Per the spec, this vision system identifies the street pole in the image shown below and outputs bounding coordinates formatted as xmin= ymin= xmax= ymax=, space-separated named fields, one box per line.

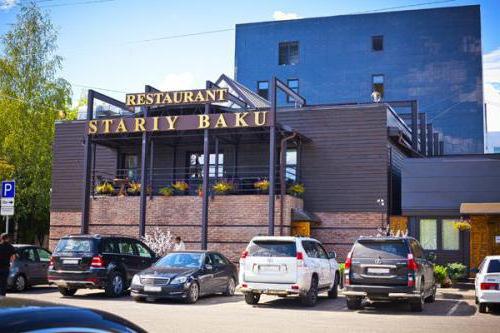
xmin=5 ymin=216 xmax=9 ymax=234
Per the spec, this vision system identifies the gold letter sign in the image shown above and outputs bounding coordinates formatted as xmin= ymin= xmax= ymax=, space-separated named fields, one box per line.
xmin=125 ymin=88 xmax=228 ymax=107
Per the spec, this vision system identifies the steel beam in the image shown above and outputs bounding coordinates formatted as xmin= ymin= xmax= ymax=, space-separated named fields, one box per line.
xmin=81 ymin=90 xmax=94 ymax=234
xmin=201 ymin=81 xmax=211 ymax=250
xmin=427 ymin=124 xmax=434 ymax=156
xmin=411 ymin=101 xmax=419 ymax=151
xmin=419 ymin=113 xmax=427 ymax=156
xmin=139 ymin=86 xmax=151 ymax=237
xmin=268 ymin=77 xmax=277 ymax=236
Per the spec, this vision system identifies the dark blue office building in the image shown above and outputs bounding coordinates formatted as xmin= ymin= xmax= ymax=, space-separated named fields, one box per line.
xmin=235 ymin=5 xmax=484 ymax=154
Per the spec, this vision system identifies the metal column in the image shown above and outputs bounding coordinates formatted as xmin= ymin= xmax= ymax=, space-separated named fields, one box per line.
xmin=411 ymin=101 xmax=419 ymax=152
xmin=427 ymin=124 xmax=434 ymax=156
xmin=201 ymin=81 xmax=211 ymax=250
xmin=139 ymin=86 xmax=151 ymax=237
xmin=80 ymin=90 xmax=94 ymax=234
xmin=268 ymin=77 xmax=277 ymax=236
xmin=419 ymin=113 xmax=427 ymax=156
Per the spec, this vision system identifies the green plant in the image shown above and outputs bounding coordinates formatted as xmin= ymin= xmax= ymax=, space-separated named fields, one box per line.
xmin=338 ymin=263 xmax=345 ymax=276
xmin=453 ymin=221 xmax=471 ymax=231
xmin=287 ymin=183 xmax=305 ymax=197
xmin=127 ymin=182 xmax=141 ymax=195
xmin=253 ymin=179 xmax=269 ymax=192
xmin=172 ymin=181 xmax=189 ymax=193
xmin=433 ymin=265 xmax=448 ymax=286
xmin=159 ymin=187 xmax=174 ymax=197
xmin=95 ymin=182 xmax=114 ymax=195
xmin=213 ymin=181 xmax=233 ymax=194
xmin=446 ymin=262 xmax=467 ymax=282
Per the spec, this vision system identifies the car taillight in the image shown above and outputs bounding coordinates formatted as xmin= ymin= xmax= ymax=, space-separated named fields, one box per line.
xmin=296 ymin=251 xmax=304 ymax=267
xmin=240 ymin=250 xmax=248 ymax=259
xmin=91 ymin=255 xmax=104 ymax=268
xmin=407 ymin=254 xmax=417 ymax=287
xmin=344 ymin=251 xmax=352 ymax=286
xmin=345 ymin=253 xmax=352 ymax=270
xmin=48 ymin=256 xmax=55 ymax=270
xmin=480 ymin=282 xmax=498 ymax=290
xmin=296 ymin=252 xmax=304 ymax=260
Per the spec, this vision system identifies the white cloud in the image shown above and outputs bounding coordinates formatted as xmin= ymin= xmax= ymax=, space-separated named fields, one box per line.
xmin=272 ymin=11 xmax=300 ymax=21
xmin=484 ymin=48 xmax=500 ymax=132
xmin=1 ymin=0 xmax=18 ymax=10
xmin=158 ymin=72 xmax=195 ymax=91
xmin=484 ymin=48 xmax=500 ymax=85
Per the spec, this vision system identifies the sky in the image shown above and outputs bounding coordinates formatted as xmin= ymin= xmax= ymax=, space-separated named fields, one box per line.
xmin=1 ymin=0 xmax=500 ymax=131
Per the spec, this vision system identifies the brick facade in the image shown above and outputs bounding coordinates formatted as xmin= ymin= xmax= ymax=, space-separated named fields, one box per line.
xmin=50 ymin=195 xmax=303 ymax=262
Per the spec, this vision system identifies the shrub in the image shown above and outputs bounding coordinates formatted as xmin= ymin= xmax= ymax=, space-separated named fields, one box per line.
xmin=434 ymin=265 xmax=448 ymax=286
xmin=446 ymin=262 xmax=467 ymax=282
xmin=141 ymin=227 xmax=173 ymax=257
xmin=213 ymin=180 xmax=234 ymax=194
xmin=253 ymin=179 xmax=270 ymax=192
xmin=338 ymin=263 xmax=345 ymax=276
xmin=159 ymin=187 xmax=174 ymax=197
xmin=95 ymin=182 xmax=114 ymax=195
xmin=172 ymin=181 xmax=189 ymax=193
xmin=287 ymin=183 xmax=305 ymax=197
xmin=453 ymin=221 xmax=471 ymax=231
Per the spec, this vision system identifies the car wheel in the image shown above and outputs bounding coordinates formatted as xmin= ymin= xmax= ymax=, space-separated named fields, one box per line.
xmin=105 ymin=271 xmax=125 ymax=298
xmin=410 ymin=284 xmax=425 ymax=312
xmin=328 ymin=273 xmax=339 ymax=299
xmin=346 ymin=297 xmax=362 ymax=310
xmin=244 ymin=292 xmax=260 ymax=305
xmin=425 ymin=284 xmax=436 ymax=303
xmin=300 ymin=276 xmax=319 ymax=307
xmin=58 ymin=287 xmax=77 ymax=296
xmin=14 ymin=275 xmax=27 ymax=292
xmin=478 ymin=303 xmax=487 ymax=313
xmin=223 ymin=278 xmax=236 ymax=296
xmin=133 ymin=296 xmax=147 ymax=303
xmin=185 ymin=282 xmax=200 ymax=304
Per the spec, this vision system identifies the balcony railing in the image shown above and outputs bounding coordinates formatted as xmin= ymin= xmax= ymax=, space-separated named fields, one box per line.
xmin=92 ymin=164 xmax=298 ymax=196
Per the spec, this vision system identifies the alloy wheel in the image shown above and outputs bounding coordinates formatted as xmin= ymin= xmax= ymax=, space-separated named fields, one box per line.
xmin=113 ymin=275 xmax=123 ymax=295
xmin=190 ymin=283 xmax=199 ymax=302
xmin=15 ymin=275 xmax=26 ymax=292
xmin=227 ymin=279 xmax=235 ymax=296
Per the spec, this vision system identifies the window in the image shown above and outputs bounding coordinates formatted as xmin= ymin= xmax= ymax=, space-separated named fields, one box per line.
xmin=37 ymin=249 xmax=51 ymax=262
xmin=135 ymin=242 xmax=152 ymax=258
xmin=248 ymin=241 xmax=296 ymax=257
xmin=442 ymin=219 xmax=460 ymax=250
xmin=419 ymin=219 xmax=437 ymax=250
xmin=487 ymin=259 xmax=500 ymax=273
xmin=286 ymin=148 xmax=297 ymax=181
xmin=279 ymin=41 xmax=299 ymax=65
xmin=102 ymin=239 xmax=119 ymax=254
xmin=287 ymin=79 xmax=299 ymax=103
xmin=188 ymin=153 xmax=224 ymax=179
xmin=353 ymin=240 xmax=408 ymax=259
xmin=257 ymin=81 xmax=269 ymax=100
xmin=209 ymin=253 xmax=228 ymax=266
xmin=314 ymin=243 xmax=329 ymax=260
xmin=117 ymin=240 xmax=135 ymax=256
xmin=372 ymin=74 xmax=384 ymax=98
xmin=123 ymin=154 xmax=139 ymax=181
xmin=372 ymin=35 xmax=383 ymax=51
xmin=21 ymin=248 xmax=37 ymax=262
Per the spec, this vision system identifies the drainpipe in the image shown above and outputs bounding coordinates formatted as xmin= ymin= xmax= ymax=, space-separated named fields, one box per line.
xmin=279 ymin=132 xmax=297 ymax=236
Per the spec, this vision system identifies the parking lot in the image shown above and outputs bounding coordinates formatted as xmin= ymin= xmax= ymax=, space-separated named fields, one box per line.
xmin=11 ymin=286 xmax=500 ymax=333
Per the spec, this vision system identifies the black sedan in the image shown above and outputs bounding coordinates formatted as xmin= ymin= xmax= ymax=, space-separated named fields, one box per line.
xmin=0 ymin=297 xmax=146 ymax=333
xmin=131 ymin=250 xmax=237 ymax=303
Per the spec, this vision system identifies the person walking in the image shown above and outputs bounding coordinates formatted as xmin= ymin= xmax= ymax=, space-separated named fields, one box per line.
xmin=173 ymin=236 xmax=186 ymax=251
xmin=0 ymin=233 xmax=16 ymax=298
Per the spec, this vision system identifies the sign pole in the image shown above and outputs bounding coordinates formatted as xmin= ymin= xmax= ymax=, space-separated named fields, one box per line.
xmin=5 ymin=216 xmax=8 ymax=235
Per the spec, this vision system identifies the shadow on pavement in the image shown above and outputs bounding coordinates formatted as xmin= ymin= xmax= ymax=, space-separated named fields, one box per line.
xmin=250 ymin=295 xmax=345 ymax=311
xmin=11 ymin=285 xmax=58 ymax=295
xmin=357 ymin=299 xmax=476 ymax=316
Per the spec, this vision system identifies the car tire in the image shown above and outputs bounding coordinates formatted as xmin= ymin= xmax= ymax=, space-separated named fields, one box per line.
xmin=185 ymin=282 xmax=200 ymax=304
xmin=425 ymin=284 xmax=436 ymax=303
xmin=14 ymin=274 xmax=27 ymax=292
xmin=346 ymin=297 xmax=362 ymax=310
xmin=410 ymin=284 xmax=425 ymax=312
xmin=244 ymin=292 xmax=260 ymax=305
xmin=133 ymin=296 xmax=147 ymax=303
xmin=223 ymin=278 xmax=236 ymax=296
xmin=328 ymin=273 xmax=339 ymax=299
xmin=58 ymin=287 xmax=77 ymax=296
xmin=478 ymin=303 xmax=487 ymax=313
xmin=300 ymin=276 xmax=319 ymax=307
xmin=105 ymin=271 xmax=125 ymax=298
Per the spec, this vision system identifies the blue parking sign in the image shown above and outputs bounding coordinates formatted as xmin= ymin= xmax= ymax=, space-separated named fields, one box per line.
xmin=1 ymin=181 xmax=15 ymax=198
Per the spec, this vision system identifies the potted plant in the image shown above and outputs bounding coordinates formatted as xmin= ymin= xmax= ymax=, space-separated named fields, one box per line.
xmin=287 ymin=183 xmax=305 ymax=198
xmin=253 ymin=179 xmax=269 ymax=193
xmin=213 ymin=180 xmax=234 ymax=195
xmin=453 ymin=221 xmax=471 ymax=231
xmin=95 ymin=182 xmax=114 ymax=196
xmin=172 ymin=181 xmax=189 ymax=195
xmin=127 ymin=182 xmax=141 ymax=196
xmin=159 ymin=187 xmax=174 ymax=197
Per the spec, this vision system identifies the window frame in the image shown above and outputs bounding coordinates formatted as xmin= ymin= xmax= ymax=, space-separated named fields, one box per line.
xmin=372 ymin=35 xmax=384 ymax=51
xmin=372 ymin=74 xmax=385 ymax=98
xmin=416 ymin=217 xmax=463 ymax=252
xmin=278 ymin=41 xmax=299 ymax=66
xmin=257 ymin=80 xmax=269 ymax=100
xmin=286 ymin=78 xmax=299 ymax=103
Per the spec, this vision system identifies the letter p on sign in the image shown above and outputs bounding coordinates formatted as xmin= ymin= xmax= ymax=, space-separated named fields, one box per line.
xmin=1 ymin=181 xmax=15 ymax=198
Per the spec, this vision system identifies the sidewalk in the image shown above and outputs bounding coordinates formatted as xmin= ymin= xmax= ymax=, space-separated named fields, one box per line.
xmin=436 ymin=287 xmax=475 ymax=300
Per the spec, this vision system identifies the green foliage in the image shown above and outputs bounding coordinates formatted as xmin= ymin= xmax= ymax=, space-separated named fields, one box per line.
xmin=433 ymin=265 xmax=448 ymax=285
xmin=287 ymin=183 xmax=305 ymax=197
xmin=0 ymin=2 xmax=71 ymax=243
xmin=213 ymin=180 xmax=233 ymax=194
xmin=338 ymin=263 xmax=345 ymax=276
xmin=446 ymin=262 xmax=467 ymax=281
xmin=95 ymin=182 xmax=114 ymax=195
xmin=159 ymin=187 xmax=174 ymax=197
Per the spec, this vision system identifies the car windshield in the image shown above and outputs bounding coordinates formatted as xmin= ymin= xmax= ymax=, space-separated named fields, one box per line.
xmin=487 ymin=259 xmax=500 ymax=273
xmin=248 ymin=241 xmax=296 ymax=257
xmin=353 ymin=240 xmax=408 ymax=259
xmin=155 ymin=253 xmax=203 ymax=268
xmin=55 ymin=238 xmax=93 ymax=253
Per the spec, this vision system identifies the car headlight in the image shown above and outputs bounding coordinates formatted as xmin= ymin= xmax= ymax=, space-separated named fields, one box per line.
xmin=171 ymin=276 xmax=188 ymax=284
xmin=132 ymin=274 xmax=141 ymax=285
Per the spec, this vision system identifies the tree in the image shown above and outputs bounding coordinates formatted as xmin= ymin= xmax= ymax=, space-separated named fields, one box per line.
xmin=0 ymin=1 xmax=71 ymax=244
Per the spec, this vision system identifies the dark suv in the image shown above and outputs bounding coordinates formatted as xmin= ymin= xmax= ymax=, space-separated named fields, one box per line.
xmin=343 ymin=236 xmax=436 ymax=312
xmin=48 ymin=234 xmax=158 ymax=297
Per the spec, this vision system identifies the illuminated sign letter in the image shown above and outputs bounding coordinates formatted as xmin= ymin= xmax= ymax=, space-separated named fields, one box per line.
xmin=126 ymin=95 xmax=136 ymax=106
xmin=254 ymin=111 xmax=267 ymax=126
xmin=166 ymin=116 xmax=179 ymax=130
xmin=102 ymin=119 xmax=113 ymax=133
xmin=198 ymin=115 xmax=210 ymax=129
xmin=116 ymin=119 xmax=128 ymax=133
xmin=152 ymin=117 xmax=160 ymax=131
xmin=134 ymin=118 xmax=146 ymax=132
xmin=88 ymin=120 xmax=98 ymax=134
xmin=234 ymin=112 xmax=249 ymax=127
xmin=214 ymin=114 xmax=228 ymax=128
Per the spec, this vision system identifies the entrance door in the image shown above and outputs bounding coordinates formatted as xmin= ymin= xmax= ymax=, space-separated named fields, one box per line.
xmin=186 ymin=152 xmax=223 ymax=194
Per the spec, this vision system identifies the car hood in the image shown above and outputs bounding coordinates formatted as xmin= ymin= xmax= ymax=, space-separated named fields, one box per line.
xmin=139 ymin=266 xmax=198 ymax=278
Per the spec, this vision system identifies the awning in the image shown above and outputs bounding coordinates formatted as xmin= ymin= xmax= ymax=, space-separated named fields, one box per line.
xmin=460 ymin=203 xmax=500 ymax=215
xmin=292 ymin=208 xmax=321 ymax=223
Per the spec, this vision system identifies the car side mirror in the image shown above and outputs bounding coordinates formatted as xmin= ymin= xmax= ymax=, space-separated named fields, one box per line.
xmin=470 ymin=268 xmax=479 ymax=274
xmin=328 ymin=251 xmax=336 ymax=259
xmin=204 ymin=264 xmax=213 ymax=271
xmin=427 ymin=252 xmax=437 ymax=262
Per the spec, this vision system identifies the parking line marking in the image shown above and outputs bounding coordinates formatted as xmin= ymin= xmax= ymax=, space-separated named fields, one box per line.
xmin=446 ymin=301 xmax=462 ymax=316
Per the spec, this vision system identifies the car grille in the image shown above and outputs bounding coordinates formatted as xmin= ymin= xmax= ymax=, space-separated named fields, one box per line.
xmin=140 ymin=277 xmax=171 ymax=286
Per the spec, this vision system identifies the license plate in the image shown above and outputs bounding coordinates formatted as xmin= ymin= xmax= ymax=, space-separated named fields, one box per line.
xmin=62 ymin=259 xmax=79 ymax=265
xmin=367 ymin=267 xmax=390 ymax=274
xmin=259 ymin=265 xmax=280 ymax=272
xmin=144 ymin=286 xmax=162 ymax=292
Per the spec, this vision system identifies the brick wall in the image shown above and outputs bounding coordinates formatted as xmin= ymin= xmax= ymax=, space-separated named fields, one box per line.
xmin=50 ymin=195 xmax=303 ymax=262
xmin=311 ymin=212 xmax=386 ymax=261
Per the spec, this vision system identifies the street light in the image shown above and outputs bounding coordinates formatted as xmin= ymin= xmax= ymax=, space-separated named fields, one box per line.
xmin=376 ymin=198 xmax=386 ymax=233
